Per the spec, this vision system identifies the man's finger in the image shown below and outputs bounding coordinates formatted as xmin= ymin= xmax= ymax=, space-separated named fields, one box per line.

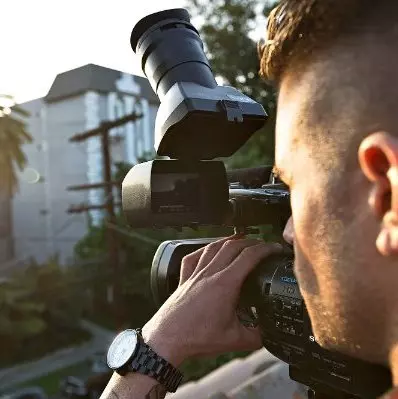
xmin=237 ymin=325 xmax=263 ymax=352
xmin=192 ymin=235 xmax=242 ymax=276
xmin=198 ymin=238 xmax=263 ymax=277
xmin=220 ymin=242 xmax=283 ymax=283
xmin=179 ymin=247 xmax=206 ymax=285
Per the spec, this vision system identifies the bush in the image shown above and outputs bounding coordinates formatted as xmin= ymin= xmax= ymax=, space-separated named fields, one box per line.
xmin=0 ymin=258 xmax=92 ymax=367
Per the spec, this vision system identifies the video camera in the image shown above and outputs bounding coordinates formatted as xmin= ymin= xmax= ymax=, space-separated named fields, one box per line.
xmin=123 ymin=9 xmax=391 ymax=399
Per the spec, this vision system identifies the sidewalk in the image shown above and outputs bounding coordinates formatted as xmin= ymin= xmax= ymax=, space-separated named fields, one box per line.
xmin=0 ymin=320 xmax=114 ymax=392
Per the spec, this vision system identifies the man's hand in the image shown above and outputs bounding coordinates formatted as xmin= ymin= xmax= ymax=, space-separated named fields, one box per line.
xmin=101 ymin=237 xmax=282 ymax=399
xmin=142 ymin=237 xmax=283 ymax=366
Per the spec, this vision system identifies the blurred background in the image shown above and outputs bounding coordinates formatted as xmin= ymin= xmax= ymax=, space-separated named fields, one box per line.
xmin=0 ymin=1 xmax=289 ymax=398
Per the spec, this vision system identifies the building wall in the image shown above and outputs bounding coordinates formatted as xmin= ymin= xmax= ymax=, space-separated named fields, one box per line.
xmin=13 ymin=79 xmax=158 ymax=265
xmin=13 ymin=97 xmax=89 ymax=264
xmin=45 ymin=96 xmax=89 ymax=263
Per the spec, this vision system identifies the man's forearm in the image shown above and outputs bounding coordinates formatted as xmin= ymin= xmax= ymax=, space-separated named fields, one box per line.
xmin=101 ymin=372 xmax=167 ymax=399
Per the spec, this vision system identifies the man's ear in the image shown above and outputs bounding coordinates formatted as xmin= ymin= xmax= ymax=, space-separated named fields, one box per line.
xmin=358 ymin=132 xmax=398 ymax=256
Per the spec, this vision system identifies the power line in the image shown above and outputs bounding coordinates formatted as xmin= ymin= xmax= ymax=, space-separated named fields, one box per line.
xmin=68 ymin=112 xmax=143 ymax=329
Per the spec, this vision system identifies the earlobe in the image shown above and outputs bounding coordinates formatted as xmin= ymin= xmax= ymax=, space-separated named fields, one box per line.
xmin=376 ymin=211 xmax=398 ymax=256
xmin=358 ymin=132 xmax=398 ymax=256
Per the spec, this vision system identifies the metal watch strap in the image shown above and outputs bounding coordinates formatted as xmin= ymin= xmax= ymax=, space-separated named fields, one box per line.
xmin=129 ymin=336 xmax=183 ymax=393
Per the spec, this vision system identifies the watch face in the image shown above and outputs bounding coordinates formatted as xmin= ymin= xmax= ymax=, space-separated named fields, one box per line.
xmin=107 ymin=330 xmax=138 ymax=370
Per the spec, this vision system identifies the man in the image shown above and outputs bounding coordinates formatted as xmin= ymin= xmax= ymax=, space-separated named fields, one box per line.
xmin=102 ymin=0 xmax=398 ymax=398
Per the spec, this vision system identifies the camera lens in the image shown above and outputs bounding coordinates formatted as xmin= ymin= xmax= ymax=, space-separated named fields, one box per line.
xmin=131 ymin=8 xmax=217 ymax=99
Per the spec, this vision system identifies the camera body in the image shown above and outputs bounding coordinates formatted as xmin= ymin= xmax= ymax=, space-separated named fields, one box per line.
xmin=148 ymin=205 xmax=390 ymax=399
xmin=123 ymin=8 xmax=392 ymax=399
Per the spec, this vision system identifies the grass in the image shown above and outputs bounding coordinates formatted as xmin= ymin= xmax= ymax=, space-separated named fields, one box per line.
xmin=16 ymin=360 xmax=92 ymax=396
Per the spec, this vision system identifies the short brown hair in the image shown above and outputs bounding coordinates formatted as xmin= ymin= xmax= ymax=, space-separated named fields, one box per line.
xmin=259 ymin=0 xmax=397 ymax=83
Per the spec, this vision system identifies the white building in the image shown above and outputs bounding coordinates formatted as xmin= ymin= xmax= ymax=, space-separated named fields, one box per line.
xmin=13 ymin=64 xmax=159 ymax=265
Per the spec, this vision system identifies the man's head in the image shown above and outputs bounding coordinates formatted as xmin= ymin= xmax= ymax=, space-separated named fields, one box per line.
xmin=260 ymin=0 xmax=398 ymax=364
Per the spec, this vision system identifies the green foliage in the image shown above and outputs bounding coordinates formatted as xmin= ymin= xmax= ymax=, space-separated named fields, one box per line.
xmin=0 ymin=257 xmax=91 ymax=367
xmin=75 ymin=225 xmax=106 ymax=260
xmin=28 ymin=256 xmax=87 ymax=325
xmin=0 ymin=95 xmax=32 ymax=195
xmin=0 ymin=95 xmax=32 ymax=262
xmin=188 ymin=0 xmax=271 ymax=104
xmin=0 ymin=279 xmax=46 ymax=339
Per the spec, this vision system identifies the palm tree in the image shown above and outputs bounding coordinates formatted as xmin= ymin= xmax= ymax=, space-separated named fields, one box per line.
xmin=0 ymin=94 xmax=32 ymax=264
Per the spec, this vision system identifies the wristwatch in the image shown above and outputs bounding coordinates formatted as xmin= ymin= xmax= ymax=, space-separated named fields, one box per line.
xmin=106 ymin=329 xmax=183 ymax=393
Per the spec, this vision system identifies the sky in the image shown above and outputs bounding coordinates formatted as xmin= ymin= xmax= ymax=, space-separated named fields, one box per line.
xmin=0 ymin=0 xmax=267 ymax=104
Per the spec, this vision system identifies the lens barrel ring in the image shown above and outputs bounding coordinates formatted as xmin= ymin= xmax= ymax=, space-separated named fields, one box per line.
xmin=131 ymin=8 xmax=191 ymax=52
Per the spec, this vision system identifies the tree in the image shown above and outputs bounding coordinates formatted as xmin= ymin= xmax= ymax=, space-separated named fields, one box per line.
xmin=0 ymin=273 xmax=46 ymax=365
xmin=0 ymin=279 xmax=46 ymax=339
xmin=186 ymin=0 xmax=278 ymax=169
xmin=0 ymin=257 xmax=91 ymax=367
xmin=0 ymin=95 xmax=32 ymax=262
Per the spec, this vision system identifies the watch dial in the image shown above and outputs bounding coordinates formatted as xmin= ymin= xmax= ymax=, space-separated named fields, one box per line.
xmin=107 ymin=330 xmax=138 ymax=369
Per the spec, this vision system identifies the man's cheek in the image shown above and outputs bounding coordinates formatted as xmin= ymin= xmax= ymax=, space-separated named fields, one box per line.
xmin=290 ymin=189 xmax=313 ymax=254
xmin=290 ymin=188 xmax=323 ymax=294
xmin=294 ymin=241 xmax=320 ymax=296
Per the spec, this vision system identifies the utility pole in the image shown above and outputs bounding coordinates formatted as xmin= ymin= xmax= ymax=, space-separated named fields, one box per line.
xmin=68 ymin=111 xmax=142 ymax=329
